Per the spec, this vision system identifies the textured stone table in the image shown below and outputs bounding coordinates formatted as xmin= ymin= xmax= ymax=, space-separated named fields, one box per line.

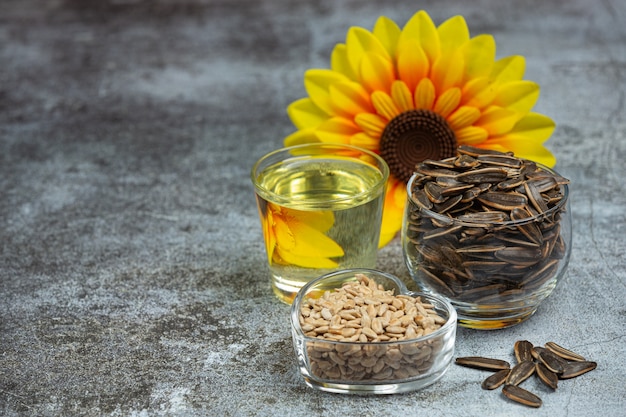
xmin=1 ymin=0 xmax=625 ymax=416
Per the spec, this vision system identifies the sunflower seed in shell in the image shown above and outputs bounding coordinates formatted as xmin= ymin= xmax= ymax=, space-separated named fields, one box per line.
xmin=496 ymin=177 xmax=525 ymax=191
xmin=521 ymin=258 xmax=559 ymax=289
xmin=495 ymin=247 xmax=542 ymax=266
xmin=425 ymin=182 xmax=447 ymax=204
xmin=527 ymin=176 xmax=558 ymax=193
xmin=435 ymin=176 xmax=463 ymax=187
xmin=502 ymin=384 xmax=542 ymax=408
xmin=454 ymin=154 xmax=480 ymax=168
xmin=424 ymin=225 xmax=463 ymax=240
xmin=422 ymin=158 xmax=457 ymax=169
xmin=559 ymin=361 xmax=597 ymax=379
xmin=536 ymin=362 xmax=558 ymax=389
xmin=506 ymin=360 xmax=536 ymax=386
xmin=417 ymin=267 xmax=455 ymax=297
xmin=477 ymin=191 xmax=528 ymax=211
xmin=538 ymin=350 xmax=565 ymax=374
xmin=455 ymin=356 xmax=510 ymax=371
xmin=482 ymin=369 xmax=510 ymax=390
xmin=524 ymin=181 xmax=549 ymax=214
xmin=477 ymin=154 xmax=524 ymax=168
xmin=456 ymin=167 xmax=509 ymax=184
xmin=457 ymin=211 xmax=509 ymax=224
xmin=412 ymin=189 xmax=433 ymax=210
xmin=514 ymin=340 xmax=534 ymax=363
xmin=434 ymin=194 xmax=463 ymax=213
xmin=456 ymin=245 xmax=506 ymax=254
xmin=545 ymin=341 xmax=586 ymax=362
xmin=440 ymin=182 xmax=475 ymax=197
xmin=531 ymin=346 xmax=546 ymax=360
xmin=510 ymin=208 xmax=544 ymax=245
xmin=414 ymin=164 xmax=459 ymax=178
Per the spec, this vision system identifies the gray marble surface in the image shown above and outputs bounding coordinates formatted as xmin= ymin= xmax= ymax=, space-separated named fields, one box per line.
xmin=1 ymin=0 xmax=625 ymax=416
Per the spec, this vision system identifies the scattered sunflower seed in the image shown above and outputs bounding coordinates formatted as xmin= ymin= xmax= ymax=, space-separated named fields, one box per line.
xmin=536 ymin=362 xmax=558 ymax=389
xmin=506 ymin=360 xmax=536 ymax=386
xmin=514 ymin=340 xmax=534 ymax=363
xmin=482 ymin=369 xmax=511 ymax=390
xmin=455 ymin=356 xmax=511 ymax=371
xmin=560 ymin=361 xmax=597 ymax=379
xmin=457 ymin=339 xmax=596 ymax=408
xmin=502 ymin=384 xmax=542 ymax=408
xmin=545 ymin=341 xmax=586 ymax=362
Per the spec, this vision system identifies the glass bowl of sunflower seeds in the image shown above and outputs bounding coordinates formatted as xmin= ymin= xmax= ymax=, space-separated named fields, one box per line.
xmin=402 ymin=146 xmax=571 ymax=329
xmin=290 ymin=268 xmax=457 ymax=394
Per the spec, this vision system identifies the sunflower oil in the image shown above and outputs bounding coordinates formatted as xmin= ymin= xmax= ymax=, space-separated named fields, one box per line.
xmin=254 ymin=156 xmax=386 ymax=304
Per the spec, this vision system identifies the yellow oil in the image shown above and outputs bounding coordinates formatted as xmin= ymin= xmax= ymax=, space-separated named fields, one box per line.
xmin=254 ymin=157 xmax=385 ymax=303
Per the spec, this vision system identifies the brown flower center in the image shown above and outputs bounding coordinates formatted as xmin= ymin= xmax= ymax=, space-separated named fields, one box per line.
xmin=379 ymin=109 xmax=458 ymax=183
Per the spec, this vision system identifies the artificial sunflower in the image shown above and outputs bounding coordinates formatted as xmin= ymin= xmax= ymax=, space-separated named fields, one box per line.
xmin=258 ymin=200 xmax=344 ymax=268
xmin=284 ymin=10 xmax=556 ymax=247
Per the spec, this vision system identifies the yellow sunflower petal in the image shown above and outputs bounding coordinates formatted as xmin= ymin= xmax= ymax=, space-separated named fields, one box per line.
xmin=400 ymin=10 xmax=440 ymax=66
xmin=396 ymin=38 xmax=429 ymax=92
xmin=487 ymin=113 xmax=556 ymax=162
xmin=433 ymin=87 xmax=461 ymax=118
xmin=284 ymin=128 xmax=320 ymax=147
xmin=494 ymin=80 xmax=540 ymax=114
xmin=287 ymin=98 xmax=328 ymax=130
xmin=350 ymin=132 xmax=379 ymax=151
xmin=373 ymin=16 xmax=401 ymax=58
xmin=304 ymin=69 xmax=349 ymax=115
xmin=461 ymin=77 xmax=497 ymax=109
xmin=391 ymin=80 xmax=415 ymax=111
xmin=414 ymin=77 xmax=436 ymax=110
xmin=456 ymin=126 xmax=489 ymax=145
xmin=276 ymin=248 xmax=340 ymax=269
xmin=487 ymin=136 xmax=556 ymax=167
xmin=329 ymin=81 xmax=374 ymax=116
xmin=475 ymin=106 xmax=519 ymax=136
xmin=491 ymin=55 xmax=526 ymax=84
xmin=378 ymin=179 xmax=405 ymax=247
xmin=262 ymin=207 xmax=277 ymax=263
xmin=359 ymin=51 xmax=395 ymax=93
xmin=462 ymin=34 xmax=496 ymax=81
xmin=281 ymin=222 xmax=344 ymax=257
xmin=273 ymin=215 xmax=296 ymax=251
xmin=346 ymin=26 xmax=391 ymax=78
xmin=331 ymin=43 xmax=357 ymax=80
xmin=447 ymin=105 xmax=481 ymax=130
xmin=432 ymin=49 xmax=464 ymax=93
xmin=510 ymin=112 xmax=556 ymax=142
xmin=295 ymin=209 xmax=336 ymax=233
xmin=354 ymin=112 xmax=387 ymax=138
xmin=371 ymin=90 xmax=400 ymax=120
xmin=315 ymin=117 xmax=359 ymax=144
xmin=437 ymin=15 xmax=470 ymax=54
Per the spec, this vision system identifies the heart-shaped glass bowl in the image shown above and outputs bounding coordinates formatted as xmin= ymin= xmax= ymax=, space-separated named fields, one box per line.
xmin=290 ymin=268 xmax=457 ymax=394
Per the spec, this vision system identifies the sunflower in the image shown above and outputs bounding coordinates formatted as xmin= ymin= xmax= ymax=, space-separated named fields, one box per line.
xmin=258 ymin=200 xmax=344 ymax=268
xmin=284 ymin=10 xmax=556 ymax=247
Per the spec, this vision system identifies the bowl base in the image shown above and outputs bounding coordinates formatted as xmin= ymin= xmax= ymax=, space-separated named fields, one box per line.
xmin=300 ymin=362 xmax=451 ymax=394
xmin=456 ymin=307 xmax=537 ymax=330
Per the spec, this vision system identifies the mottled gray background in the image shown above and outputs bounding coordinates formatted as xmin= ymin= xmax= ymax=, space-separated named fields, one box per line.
xmin=1 ymin=0 xmax=625 ymax=416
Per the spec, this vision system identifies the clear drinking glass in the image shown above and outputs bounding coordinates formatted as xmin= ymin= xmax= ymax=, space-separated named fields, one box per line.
xmin=402 ymin=165 xmax=571 ymax=329
xmin=251 ymin=144 xmax=389 ymax=304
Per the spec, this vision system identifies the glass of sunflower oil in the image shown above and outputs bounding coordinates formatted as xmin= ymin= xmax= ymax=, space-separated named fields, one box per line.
xmin=251 ymin=143 xmax=389 ymax=304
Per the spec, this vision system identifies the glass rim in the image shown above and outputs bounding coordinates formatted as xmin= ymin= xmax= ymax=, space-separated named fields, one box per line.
xmin=406 ymin=163 xmax=569 ymax=227
xmin=251 ymin=143 xmax=390 ymax=206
